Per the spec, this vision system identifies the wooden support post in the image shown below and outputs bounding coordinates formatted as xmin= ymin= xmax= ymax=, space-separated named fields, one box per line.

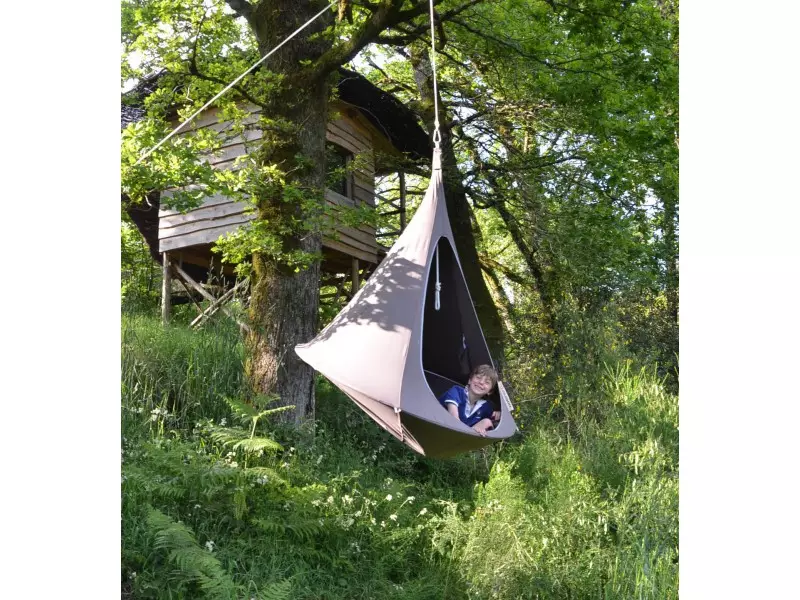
xmin=172 ymin=263 xmax=252 ymax=333
xmin=351 ymin=258 xmax=360 ymax=297
xmin=399 ymin=170 xmax=407 ymax=233
xmin=161 ymin=252 xmax=171 ymax=324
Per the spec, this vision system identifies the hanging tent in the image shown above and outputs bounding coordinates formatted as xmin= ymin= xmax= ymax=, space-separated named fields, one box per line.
xmin=295 ymin=149 xmax=518 ymax=458
xmin=131 ymin=0 xmax=517 ymax=458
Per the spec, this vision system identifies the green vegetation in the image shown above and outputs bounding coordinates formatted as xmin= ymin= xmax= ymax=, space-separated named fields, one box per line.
xmin=122 ymin=314 xmax=677 ymax=599
xmin=121 ymin=1 xmax=678 ymax=596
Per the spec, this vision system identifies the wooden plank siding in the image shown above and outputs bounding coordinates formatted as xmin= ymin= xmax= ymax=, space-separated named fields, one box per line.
xmin=159 ymin=107 xmax=380 ymax=264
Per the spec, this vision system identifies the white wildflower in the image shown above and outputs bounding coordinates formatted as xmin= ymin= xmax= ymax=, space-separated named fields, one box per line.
xmin=354 ymin=510 xmax=362 ymax=517
xmin=194 ymin=504 xmax=201 ymax=509
xmin=205 ymin=540 xmax=215 ymax=552
xmin=385 ymin=494 xmax=393 ymax=501
xmin=220 ymin=418 xmax=227 ymax=426
xmin=326 ymin=495 xmax=334 ymax=505
xmin=406 ymin=496 xmax=415 ymax=503
xmin=130 ymin=571 xmax=137 ymax=579
xmin=380 ymin=521 xmax=386 ymax=528
xmin=418 ymin=507 xmax=428 ymax=516
xmin=389 ymin=514 xmax=397 ymax=522
xmin=316 ymin=454 xmax=324 ymax=465
xmin=342 ymin=494 xmax=353 ymax=505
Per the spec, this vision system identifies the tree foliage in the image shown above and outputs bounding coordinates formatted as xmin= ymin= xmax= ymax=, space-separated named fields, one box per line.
xmin=121 ymin=0 xmax=678 ymax=407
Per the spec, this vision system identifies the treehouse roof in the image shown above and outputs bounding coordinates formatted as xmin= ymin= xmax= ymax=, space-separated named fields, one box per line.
xmin=121 ymin=67 xmax=431 ymax=161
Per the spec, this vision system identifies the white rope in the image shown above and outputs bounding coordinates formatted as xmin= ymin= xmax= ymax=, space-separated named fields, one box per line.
xmin=134 ymin=1 xmax=337 ymax=166
xmin=435 ymin=244 xmax=441 ymax=311
xmin=428 ymin=0 xmax=441 ymax=148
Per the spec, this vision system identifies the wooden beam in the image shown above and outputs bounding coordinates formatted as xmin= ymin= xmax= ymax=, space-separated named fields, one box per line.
xmin=399 ymin=170 xmax=407 ymax=233
xmin=175 ymin=274 xmax=205 ymax=315
xmin=190 ymin=277 xmax=249 ymax=329
xmin=171 ymin=264 xmax=252 ymax=333
xmin=161 ymin=252 xmax=171 ymax=324
xmin=351 ymin=258 xmax=360 ymax=296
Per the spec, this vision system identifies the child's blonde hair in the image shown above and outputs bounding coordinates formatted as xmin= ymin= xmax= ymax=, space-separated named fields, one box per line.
xmin=470 ymin=364 xmax=498 ymax=391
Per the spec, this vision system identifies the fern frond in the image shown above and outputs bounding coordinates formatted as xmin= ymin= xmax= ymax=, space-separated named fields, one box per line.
xmin=223 ymin=395 xmax=259 ymax=420
xmin=233 ymin=436 xmax=283 ymax=453
xmin=259 ymin=579 xmax=293 ymax=600
xmin=253 ymin=516 xmax=324 ymax=542
xmin=255 ymin=405 xmax=295 ymax=420
xmin=244 ymin=466 xmax=286 ymax=485
xmin=208 ymin=426 xmax=248 ymax=447
xmin=252 ymin=393 xmax=281 ymax=409
xmin=148 ymin=508 xmax=197 ymax=550
xmin=146 ymin=507 xmax=236 ymax=599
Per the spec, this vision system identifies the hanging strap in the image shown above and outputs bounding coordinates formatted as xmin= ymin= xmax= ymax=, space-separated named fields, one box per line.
xmin=134 ymin=1 xmax=337 ymax=166
xmin=434 ymin=244 xmax=441 ymax=311
xmin=429 ymin=0 xmax=442 ymax=310
xmin=428 ymin=0 xmax=441 ymax=148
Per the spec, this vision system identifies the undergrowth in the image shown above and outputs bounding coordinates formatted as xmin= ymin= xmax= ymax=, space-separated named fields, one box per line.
xmin=122 ymin=314 xmax=678 ymax=599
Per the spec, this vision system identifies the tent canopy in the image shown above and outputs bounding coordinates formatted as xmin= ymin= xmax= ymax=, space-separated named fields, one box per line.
xmin=296 ymin=149 xmax=517 ymax=458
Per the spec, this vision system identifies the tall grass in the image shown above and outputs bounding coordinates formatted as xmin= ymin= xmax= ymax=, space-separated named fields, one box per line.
xmin=122 ymin=314 xmax=245 ymax=433
xmin=121 ymin=314 xmax=677 ymax=599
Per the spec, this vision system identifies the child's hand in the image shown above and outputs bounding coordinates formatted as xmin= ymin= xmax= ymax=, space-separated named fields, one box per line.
xmin=492 ymin=410 xmax=501 ymax=421
xmin=473 ymin=418 xmax=494 ymax=437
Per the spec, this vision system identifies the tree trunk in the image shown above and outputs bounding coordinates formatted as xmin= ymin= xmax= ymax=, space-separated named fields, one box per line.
xmin=409 ymin=45 xmax=506 ymax=367
xmin=243 ymin=1 xmax=334 ymax=422
xmin=661 ymin=182 xmax=679 ymax=326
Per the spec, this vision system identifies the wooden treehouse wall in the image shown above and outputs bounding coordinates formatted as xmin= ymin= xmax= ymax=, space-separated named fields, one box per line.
xmin=158 ymin=103 xmax=380 ymax=269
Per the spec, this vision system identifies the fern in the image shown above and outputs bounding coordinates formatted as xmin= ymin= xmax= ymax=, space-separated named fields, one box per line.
xmin=244 ymin=466 xmax=286 ymax=486
xmin=259 ymin=579 xmax=292 ymax=600
xmin=223 ymin=395 xmax=260 ymax=420
xmin=146 ymin=507 xmax=237 ymax=599
xmin=208 ymin=426 xmax=283 ymax=453
xmin=233 ymin=436 xmax=283 ymax=453
xmin=223 ymin=395 xmax=294 ymax=424
xmin=253 ymin=516 xmax=324 ymax=543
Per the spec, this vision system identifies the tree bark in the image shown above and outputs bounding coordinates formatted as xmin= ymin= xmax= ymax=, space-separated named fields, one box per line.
xmin=660 ymin=180 xmax=679 ymax=325
xmin=409 ymin=44 xmax=506 ymax=366
xmin=242 ymin=1 xmax=335 ymax=422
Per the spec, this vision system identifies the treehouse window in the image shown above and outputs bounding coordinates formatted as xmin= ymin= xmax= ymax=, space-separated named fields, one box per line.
xmin=326 ymin=142 xmax=353 ymax=199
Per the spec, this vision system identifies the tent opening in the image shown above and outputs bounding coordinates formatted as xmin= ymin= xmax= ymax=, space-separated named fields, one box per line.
xmin=421 ymin=237 xmax=501 ymax=415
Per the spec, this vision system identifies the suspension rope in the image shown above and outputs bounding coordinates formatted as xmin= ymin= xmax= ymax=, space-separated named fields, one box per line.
xmin=428 ymin=0 xmax=441 ymax=148
xmin=435 ymin=245 xmax=441 ymax=311
xmin=134 ymin=1 xmax=337 ymax=166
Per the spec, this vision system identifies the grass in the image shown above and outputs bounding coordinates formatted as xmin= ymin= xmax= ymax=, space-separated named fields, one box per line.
xmin=121 ymin=313 xmax=678 ymax=599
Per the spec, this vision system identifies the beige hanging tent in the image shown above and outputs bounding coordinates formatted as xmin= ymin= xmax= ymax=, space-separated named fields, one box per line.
xmin=126 ymin=0 xmax=516 ymax=458
xmin=295 ymin=149 xmax=518 ymax=458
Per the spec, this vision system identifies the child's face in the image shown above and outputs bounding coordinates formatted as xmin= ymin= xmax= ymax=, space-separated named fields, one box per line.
xmin=468 ymin=373 xmax=494 ymax=397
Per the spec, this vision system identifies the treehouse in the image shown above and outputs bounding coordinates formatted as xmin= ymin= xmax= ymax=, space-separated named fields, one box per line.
xmin=123 ymin=69 xmax=430 ymax=320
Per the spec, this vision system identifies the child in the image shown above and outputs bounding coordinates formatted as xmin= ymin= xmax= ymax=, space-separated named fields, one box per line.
xmin=439 ymin=364 xmax=501 ymax=436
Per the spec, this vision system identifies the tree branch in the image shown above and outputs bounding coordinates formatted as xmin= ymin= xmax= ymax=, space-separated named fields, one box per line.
xmin=311 ymin=0 xmax=452 ymax=81
xmin=479 ymin=254 xmax=529 ymax=286
xmin=225 ymin=0 xmax=253 ymax=21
